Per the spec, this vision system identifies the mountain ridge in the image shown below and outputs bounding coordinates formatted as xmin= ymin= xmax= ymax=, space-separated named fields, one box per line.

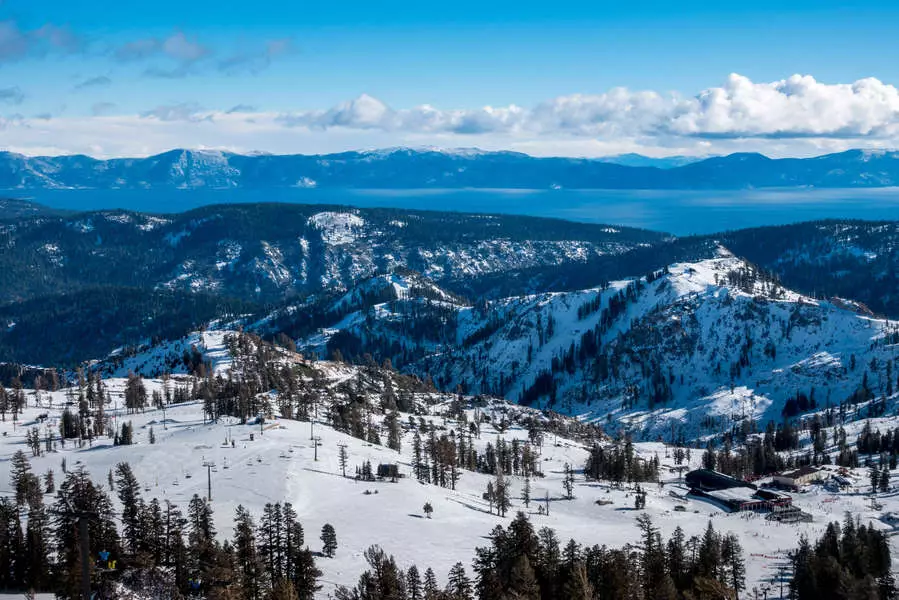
xmin=3 ymin=147 xmax=899 ymax=189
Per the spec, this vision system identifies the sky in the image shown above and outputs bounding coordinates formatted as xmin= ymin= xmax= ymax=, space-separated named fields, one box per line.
xmin=2 ymin=0 xmax=899 ymax=158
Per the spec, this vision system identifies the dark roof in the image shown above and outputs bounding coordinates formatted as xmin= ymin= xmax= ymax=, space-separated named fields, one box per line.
xmin=685 ymin=469 xmax=756 ymax=491
xmin=779 ymin=466 xmax=820 ymax=479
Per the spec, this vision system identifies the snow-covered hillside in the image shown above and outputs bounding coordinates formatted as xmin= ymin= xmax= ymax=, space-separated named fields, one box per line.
xmin=298 ymin=252 xmax=899 ymax=440
xmin=4 ymin=365 xmax=898 ymax=598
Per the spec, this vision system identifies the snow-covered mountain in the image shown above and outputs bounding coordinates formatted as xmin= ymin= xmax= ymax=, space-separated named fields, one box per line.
xmin=294 ymin=251 xmax=899 ymax=439
xmin=4 ymin=147 xmax=899 ymax=189
xmin=4 ymin=319 xmax=896 ymax=597
xmin=0 ymin=204 xmax=664 ymax=305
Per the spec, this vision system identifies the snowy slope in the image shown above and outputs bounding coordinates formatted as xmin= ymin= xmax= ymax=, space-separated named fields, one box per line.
xmin=2 ymin=373 xmax=897 ymax=597
xmin=298 ymin=252 xmax=899 ymax=440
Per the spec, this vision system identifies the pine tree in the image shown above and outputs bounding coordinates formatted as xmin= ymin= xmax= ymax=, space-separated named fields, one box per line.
xmin=115 ymin=462 xmax=145 ymax=554
xmin=424 ymin=567 xmax=439 ymax=599
xmin=259 ymin=503 xmax=284 ymax=581
xmin=187 ymin=494 xmax=215 ymax=551
xmin=292 ymin=549 xmax=321 ymax=600
xmin=506 ymin=555 xmax=539 ymax=600
xmin=386 ymin=410 xmax=402 ymax=452
xmin=407 ymin=565 xmax=423 ymax=600
xmin=124 ymin=372 xmax=148 ymax=414
xmin=721 ymin=533 xmax=746 ymax=600
xmin=233 ymin=505 xmax=266 ymax=600
xmin=23 ymin=503 xmax=50 ymax=591
xmin=494 ymin=468 xmax=510 ymax=518
xmin=561 ymin=561 xmax=594 ymax=600
xmin=870 ymin=463 xmax=881 ymax=493
xmin=11 ymin=451 xmax=41 ymax=508
xmin=52 ymin=467 xmax=120 ymax=600
xmin=320 ymin=524 xmax=337 ymax=558
xmin=281 ymin=503 xmax=304 ymax=583
xmin=446 ymin=562 xmax=473 ymax=600
xmin=269 ymin=579 xmax=300 ymax=600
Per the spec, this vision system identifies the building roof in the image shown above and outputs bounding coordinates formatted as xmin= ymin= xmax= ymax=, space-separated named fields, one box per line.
xmin=778 ymin=465 xmax=821 ymax=480
xmin=707 ymin=487 xmax=759 ymax=503
xmin=685 ymin=469 xmax=756 ymax=490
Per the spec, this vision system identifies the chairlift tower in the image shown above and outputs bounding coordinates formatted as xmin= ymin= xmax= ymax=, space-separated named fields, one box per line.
xmin=313 ymin=436 xmax=322 ymax=461
xmin=203 ymin=460 xmax=216 ymax=501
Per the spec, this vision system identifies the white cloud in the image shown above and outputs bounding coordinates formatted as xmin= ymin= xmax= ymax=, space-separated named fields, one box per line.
xmin=275 ymin=74 xmax=899 ymax=141
xmin=6 ymin=74 xmax=899 ymax=158
xmin=139 ymin=102 xmax=208 ymax=122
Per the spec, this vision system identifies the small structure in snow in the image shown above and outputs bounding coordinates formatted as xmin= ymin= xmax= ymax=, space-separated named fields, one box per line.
xmin=685 ymin=469 xmax=792 ymax=513
xmin=773 ymin=466 xmax=822 ymax=490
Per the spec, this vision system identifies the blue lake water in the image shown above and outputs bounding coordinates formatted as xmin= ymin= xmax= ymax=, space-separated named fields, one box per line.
xmin=12 ymin=187 xmax=899 ymax=235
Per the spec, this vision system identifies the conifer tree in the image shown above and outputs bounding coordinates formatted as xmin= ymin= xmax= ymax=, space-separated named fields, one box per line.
xmin=320 ymin=524 xmax=337 ymax=558
xmin=446 ymin=562 xmax=474 ymax=600
xmin=233 ymin=505 xmax=266 ymax=600
xmin=115 ymin=462 xmax=144 ymax=554
xmin=291 ymin=549 xmax=321 ymax=600
xmin=423 ymin=567 xmax=439 ymax=600
xmin=406 ymin=565 xmax=423 ymax=600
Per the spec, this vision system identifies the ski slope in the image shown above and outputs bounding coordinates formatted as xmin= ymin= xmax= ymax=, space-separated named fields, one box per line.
xmin=1 ymin=377 xmax=897 ymax=597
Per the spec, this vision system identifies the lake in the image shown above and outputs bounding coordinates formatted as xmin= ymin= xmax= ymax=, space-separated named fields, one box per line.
xmin=13 ymin=187 xmax=899 ymax=235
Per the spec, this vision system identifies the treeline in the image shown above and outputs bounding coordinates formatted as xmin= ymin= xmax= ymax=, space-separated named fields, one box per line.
xmin=335 ymin=511 xmax=746 ymax=600
xmin=0 ymin=287 xmax=254 ymax=367
xmin=791 ymin=515 xmax=894 ymax=600
xmin=3 ymin=451 xmax=325 ymax=599
xmin=584 ymin=438 xmax=660 ymax=484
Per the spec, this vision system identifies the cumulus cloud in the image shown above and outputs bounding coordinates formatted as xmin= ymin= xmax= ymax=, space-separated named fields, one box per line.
xmin=276 ymin=93 xmax=527 ymax=135
xmin=5 ymin=74 xmax=899 ymax=158
xmin=275 ymin=74 xmax=899 ymax=141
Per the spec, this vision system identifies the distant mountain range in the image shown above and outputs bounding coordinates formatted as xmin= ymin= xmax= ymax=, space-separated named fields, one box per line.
xmin=2 ymin=147 xmax=899 ymax=189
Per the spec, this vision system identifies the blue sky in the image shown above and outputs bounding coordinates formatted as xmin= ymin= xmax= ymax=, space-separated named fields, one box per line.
xmin=2 ymin=0 xmax=899 ymax=157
